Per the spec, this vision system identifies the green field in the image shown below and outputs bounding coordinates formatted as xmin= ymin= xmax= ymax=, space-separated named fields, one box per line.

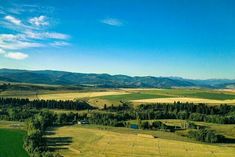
xmin=0 ymin=128 xmax=29 ymax=157
xmin=105 ymin=89 xmax=235 ymax=100
xmin=95 ymin=88 xmax=235 ymax=106
xmin=98 ymin=93 xmax=170 ymax=101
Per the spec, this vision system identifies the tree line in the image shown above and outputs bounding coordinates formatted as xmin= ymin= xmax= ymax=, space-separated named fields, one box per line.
xmin=0 ymin=97 xmax=95 ymax=110
xmin=104 ymin=102 xmax=235 ymax=124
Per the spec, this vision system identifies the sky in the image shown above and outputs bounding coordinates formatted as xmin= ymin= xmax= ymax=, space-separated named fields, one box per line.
xmin=0 ymin=0 xmax=235 ymax=79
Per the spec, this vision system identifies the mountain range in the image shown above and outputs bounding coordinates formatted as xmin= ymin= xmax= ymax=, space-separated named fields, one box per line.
xmin=0 ymin=69 xmax=234 ymax=88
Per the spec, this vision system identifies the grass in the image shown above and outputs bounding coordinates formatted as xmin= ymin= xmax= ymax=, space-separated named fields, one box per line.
xmin=193 ymin=122 xmax=235 ymax=139
xmin=97 ymin=93 xmax=170 ymax=101
xmin=129 ymin=119 xmax=235 ymax=140
xmin=1 ymin=86 xmax=235 ymax=107
xmin=123 ymin=88 xmax=235 ymax=100
xmin=36 ymin=91 xmax=127 ymax=100
xmin=0 ymin=128 xmax=29 ymax=157
xmin=47 ymin=124 xmax=235 ymax=157
xmin=184 ymin=92 xmax=235 ymax=100
xmin=132 ymin=97 xmax=235 ymax=105
xmin=0 ymin=120 xmax=25 ymax=129
xmin=101 ymin=88 xmax=235 ymax=105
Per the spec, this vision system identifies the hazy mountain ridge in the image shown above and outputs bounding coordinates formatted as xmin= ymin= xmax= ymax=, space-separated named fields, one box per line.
xmin=0 ymin=69 xmax=234 ymax=88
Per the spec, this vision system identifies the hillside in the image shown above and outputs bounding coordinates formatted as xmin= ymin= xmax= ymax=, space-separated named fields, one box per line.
xmin=0 ymin=69 xmax=234 ymax=88
xmin=0 ymin=69 xmax=195 ymax=88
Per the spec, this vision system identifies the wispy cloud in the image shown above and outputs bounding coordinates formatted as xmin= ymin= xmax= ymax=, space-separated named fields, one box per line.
xmin=0 ymin=3 xmax=71 ymax=60
xmin=4 ymin=15 xmax=21 ymax=25
xmin=29 ymin=15 xmax=49 ymax=26
xmin=0 ymin=33 xmax=44 ymax=50
xmin=0 ymin=3 xmax=54 ymax=15
xmin=50 ymin=41 xmax=70 ymax=47
xmin=5 ymin=52 xmax=28 ymax=60
xmin=0 ymin=40 xmax=43 ymax=50
xmin=25 ymin=31 xmax=70 ymax=40
xmin=101 ymin=18 xmax=123 ymax=26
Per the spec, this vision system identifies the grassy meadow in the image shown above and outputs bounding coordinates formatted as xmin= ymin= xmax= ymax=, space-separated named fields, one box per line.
xmin=47 ymin=125 xmax=235 ymax=157
xmin=0 ymin=121 xmax=28 ymax=157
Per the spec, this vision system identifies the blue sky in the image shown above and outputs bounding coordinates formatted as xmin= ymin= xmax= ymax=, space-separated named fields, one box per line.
xmin=0 ymin=0 xmax=235 ymax=79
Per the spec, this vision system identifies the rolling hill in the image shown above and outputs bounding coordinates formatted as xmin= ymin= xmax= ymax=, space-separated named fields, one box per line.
xmin=0 ymin=69 xmax=234 ymax=88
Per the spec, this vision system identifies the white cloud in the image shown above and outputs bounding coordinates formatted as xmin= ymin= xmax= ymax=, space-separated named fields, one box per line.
xmin=4 ymin=15 xmax=21 ymax=25
xmin=0 ymin=8 xmax=71 ymax=59
xmin=0 ymin=34 xmax=26 ymax=41
xmin=0 ymin=31 xmax=69 ymax=52
xmin=101 ymin=18 xmax=123 ymax=26
xmin=25 ymin=31 xmax=70 ymax=40
xmin=50 ymin=41 xmax=70 ymax=47
xmin=0 ymin=48 xmax=5 ymax=54
xmin=5 ymin=52 xmax=28 ymax=60
xmin=44 ymin=32 xmax=69 ymax=39
xmin=0 ymin=40 xmax=43 ymax=50
xmin=29 ymin=15 xmax=49 ymax=26
xmin=0 ymin=33 xmax=43 ymax=50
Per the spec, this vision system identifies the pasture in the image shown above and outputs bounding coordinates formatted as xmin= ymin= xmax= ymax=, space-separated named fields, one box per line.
xmin=0 ymin=122 xmax=28 ymax=157
xmin=47 ymin=125 xmax=235 ymax=157
xmin=96 ymin=88 xmax=235 ymax=105
xmin=1 ymin=85 xmax=235 ymax=107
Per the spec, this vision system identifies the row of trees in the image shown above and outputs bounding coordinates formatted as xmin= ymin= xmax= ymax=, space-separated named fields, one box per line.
xmin=24 ymin=112 xmax=61 ymax=157
xmin=0 ymin=106 xmax=87 ymax=126
xmin=137 ymin=102 xmax=235 ymax=115
xmin=0 ymin=98 xmax=95 ymax=110
xmin=103 ymin=102 xmax=235 ymax=124
xmin=138 ymin=121 xmax=176 ymax=132
xmin=188 ymin=129 xmax=225 ymax=143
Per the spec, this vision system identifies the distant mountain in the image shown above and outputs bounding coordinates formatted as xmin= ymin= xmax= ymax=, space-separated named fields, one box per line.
xmin=213 ymin=82 xmax=235 ymax=89
xmin=168 ymin=77 xmax=235 ymax=88
xmin=187 ymin=79 xmax=235 ymax=86
xmin=0 ymin=69 xmax=195 ymax=88
xmin=0 ymin=69 xmax=234 ymax=88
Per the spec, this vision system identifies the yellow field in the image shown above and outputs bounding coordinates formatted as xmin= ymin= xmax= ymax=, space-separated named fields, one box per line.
xmin=48 ymin=125 xmax=235 ymax=157
xmin=218 ymin=89 xmax=235 ymax=93
xmin=37 ymin=91 xmax=128 ymax=100
xmin=2 ymin=87 xmax=235 ymax=107
xmin=0 ymin=120 xmax=25 ymax=130
xmin=132 ymin=97 xmax=235 ymax=104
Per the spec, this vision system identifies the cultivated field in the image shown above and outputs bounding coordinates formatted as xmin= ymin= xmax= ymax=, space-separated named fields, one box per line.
xmin=47 ymin=125 xmax=235 ymax=157
xmin=97 ymin=88 xmax=235 ymax=105
xmin=37 ymin=91 xmax=128 ymax=100
xmin=1 ymin=84 xmax=235 ymax=106
xmin=132 ymin=97 xmax=235 ymax=104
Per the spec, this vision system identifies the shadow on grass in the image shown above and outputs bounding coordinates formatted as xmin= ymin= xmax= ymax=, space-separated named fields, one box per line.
xmin=223 ymin=137 xmax=235 ymax=143
xmin=46 ymin=137 xmax=72 ymax=146
xmin=45 ymin=128 xmax=73 ymax=152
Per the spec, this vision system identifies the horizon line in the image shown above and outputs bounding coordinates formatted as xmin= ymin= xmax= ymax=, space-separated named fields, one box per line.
xmin=0 ymin=67 xmax=234 ymax=81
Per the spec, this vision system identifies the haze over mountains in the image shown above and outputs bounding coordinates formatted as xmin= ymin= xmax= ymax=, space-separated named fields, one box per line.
xmin=0 ymin=69 xmax=234 ymax=88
